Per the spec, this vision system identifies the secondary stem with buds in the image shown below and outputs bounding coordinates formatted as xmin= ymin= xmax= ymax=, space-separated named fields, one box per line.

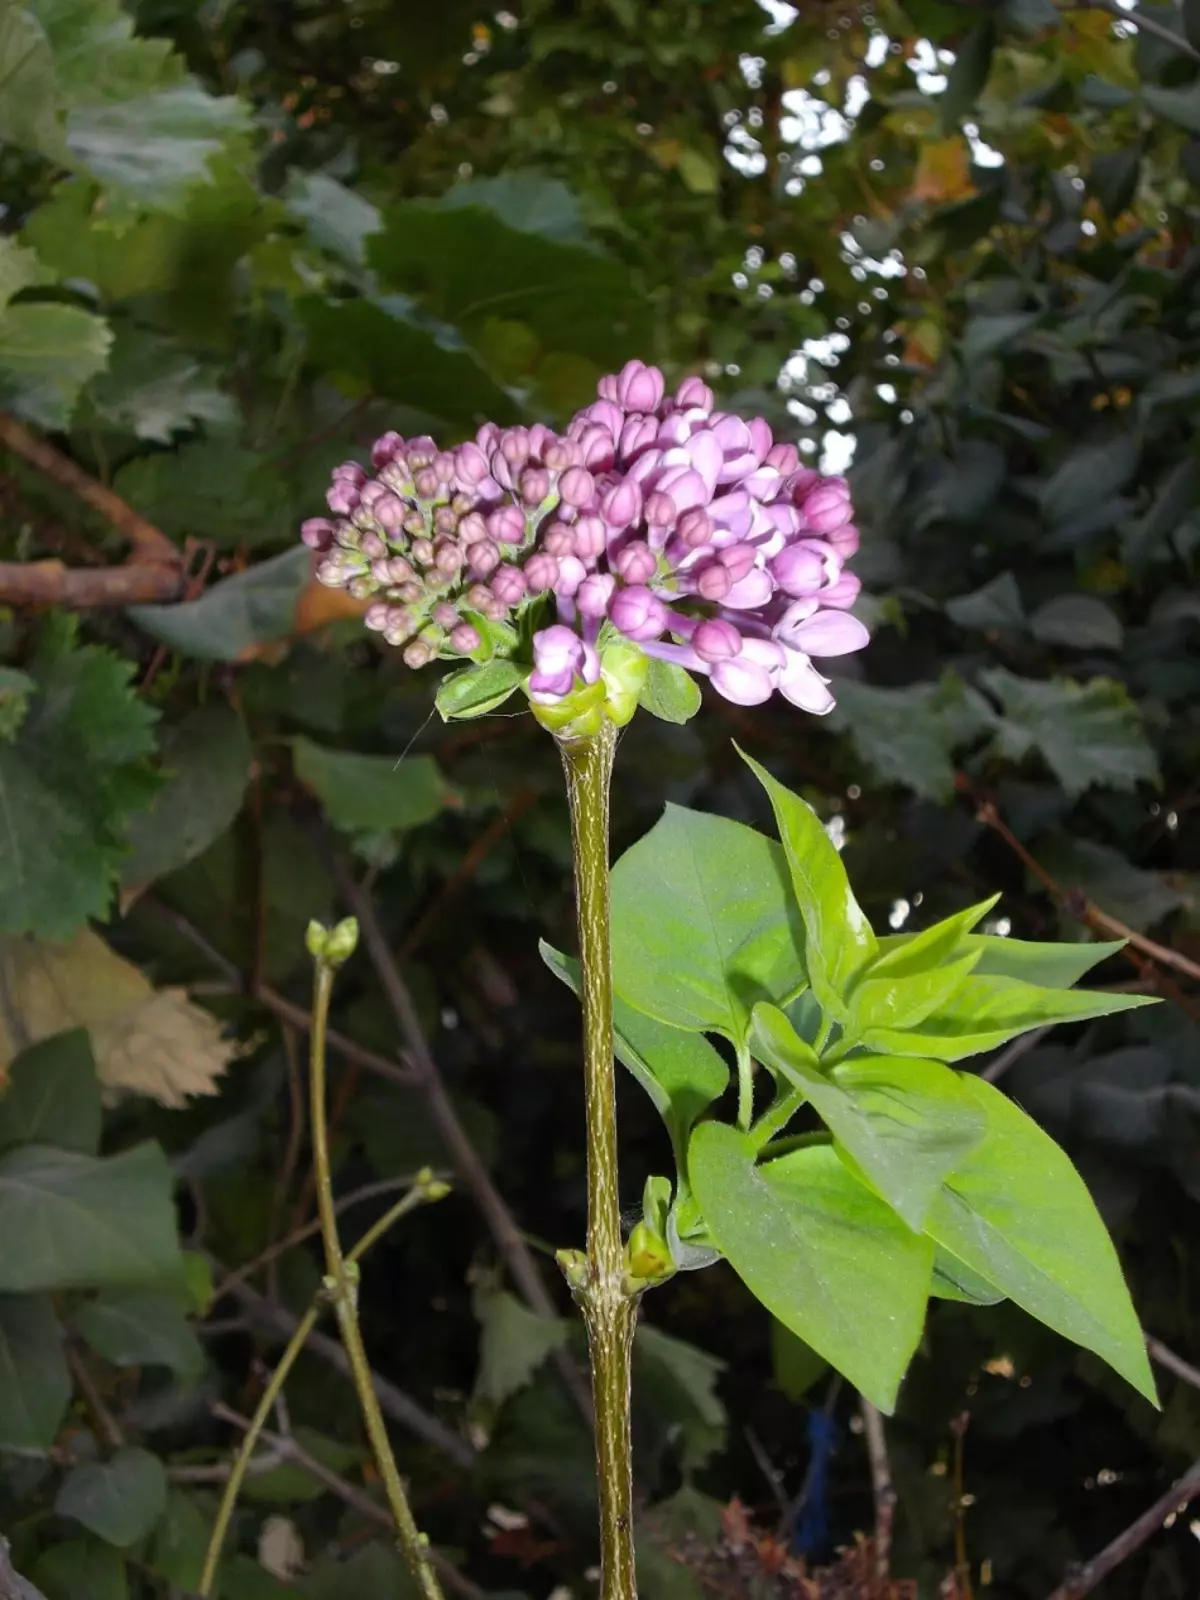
xmin=309 ymin=947 xmax=446 ymax=1600
xmin=557 ymin=720 xmax=639 ymax=1600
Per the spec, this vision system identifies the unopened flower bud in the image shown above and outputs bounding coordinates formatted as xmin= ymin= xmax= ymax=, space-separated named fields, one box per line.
xmin=403 ymin=639 xmax=436 ymax=669
xmin=431 ymin=602 xmax=460 ymax=628
xmin=577 ymin=573 xmax=616 ymax=618
xmin=468 ymin=539 xmax=501 ymax=578
xmin=455 ymin=442 xmax=489 ymax=485
xmin=520 ymin=466 xmax=551 ymax=507
xmin=613 ymin=540 xmax=657 ymax=584
xmin=615 ymin=358 xmax=665 ymax=413
xmin=543 ymin=522 xmax=576 ymax=558
xmin=371 ymin=431 xmax=405 ymax=469
xmin=610 ymin=584 xmax=668 ymax=641
xmin=693 ymin=618 xmax=743 ymax=663
xmin=524 ymin=551 xmax=560 ymax=592
xmin=675 ymin=375 xmax=714 ymax=410
xmin=306 ymin=916 xmax=359 ymax=967
xmin=450 ymin=622 xmax=482 ymax=653
xmin=301 ymin=518 xmax=334 ymax=551
xmin=433 ymin=539 xmax=463 ymax=575
xmin=601 ymin=480 xmax=643 ymax=529
xmin=458 ymin=511 xmax=488 ymax=546
xmin=559 ymin=465 xmax=595 ymax=508
xmin=487 ymin=505 xmax=526 ymax=546
xmin=411 ymin=537 xmax=434 ymax=568
xmin=572 ymin=515 xmax=607 ymax=560
xmin=491 ymin=564 xmax=528 ymax=605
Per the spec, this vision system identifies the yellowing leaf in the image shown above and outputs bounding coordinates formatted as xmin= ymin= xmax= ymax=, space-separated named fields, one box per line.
xmin=292 ymin=575 xmax=372 ymax=637
xmin=0 ymin=930 xmax=234 ymax=1107
xmin=902 ymin=318 xmax=944 ymax=366
xmin=911 ymin=137 xmax=976 ymax=205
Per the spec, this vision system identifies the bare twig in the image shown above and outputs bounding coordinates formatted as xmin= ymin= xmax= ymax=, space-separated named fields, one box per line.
xmin=213 ymin=1271 xmax=475 ymax=1469
xmin=0 ymin=413 xmax=186 ymax=607
xmin=860 ymin=1398 xmax=896 ymax=1582
xmin=1147 ymin=1335 xmax=1200 ymax=1393
xmin=332 ymin=855 xmax=595 ymax=1423
xmin=1044 ymin=1460 xmax=1200 ymax=1600
xmin=65 ymin=1342 xmax=124 ymax=1450
xmin=982 ymin=1025 xmax=1052 ymax=1084
xmin=212 ymin=1403 xmax=484 ymax=1600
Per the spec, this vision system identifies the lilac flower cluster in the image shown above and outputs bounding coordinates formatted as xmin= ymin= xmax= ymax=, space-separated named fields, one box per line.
xmin=303 ymin=361 xmax=867 ymax=712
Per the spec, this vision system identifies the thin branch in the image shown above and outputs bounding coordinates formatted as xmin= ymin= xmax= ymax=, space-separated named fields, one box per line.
xmin=982 ymin=1025 xmax=1052 ymax=1084
xmin=860 ymin=1398 xmax=896 ymax=1583
xmin=212 ymin=1404 xmax=484 ymax=1600
xmin=213 ymin=1271 xmax=475 ymax=1469
xmin=331 ymin=854 xmax=595 ymax=1424
xmin=1044 ymin=1460 xmax=1200 ymax=1600
xmin=65 ymin=1342 xmax=124 ymax=1451
xmin=1066 ymin=0 xmax=1200 ymax=64
xmin=1147 ymin=1334 xmax=1200 ymax=1393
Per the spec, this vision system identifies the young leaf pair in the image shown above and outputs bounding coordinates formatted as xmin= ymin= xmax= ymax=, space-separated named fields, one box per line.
xmin=545 ymin=749 xmax=1158 ymax=1413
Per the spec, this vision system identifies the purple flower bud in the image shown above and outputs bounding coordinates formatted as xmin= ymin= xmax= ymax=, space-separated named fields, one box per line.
xmin=584 ymin=399 xmax=626 ymax=437
xmin=459 ymin=511 xmax=488 ymax=546
xmin=723 ymin=568 xmax=774 ymax=610
xmin=414 ymin=467 xmax=441 ymax=499
xmin=544 ymin=440 xmax=575 ymax=472
xmin=369 ymin=558 xmax=392 ymax=586
xmin=801 ymin=479 xmax=853 ymax=533
xmin=677 ymin=507 xmax=713 ymax=548
xmin=491 ymin=564 xmax=528 ymax=606
xmin=455 ymin=442 xmax=490 ymax=485
xmin=450 ymin=622 xmax=482 ymax=654
xmin=616 ymin=360 xmax=666 ymax=413
xmin=596 ymin=373 xmax=619 ymax=402
xmin=487 ymin=505 xmax=526 ymax=546
xmin=718 ymin=542 xmax=758 ymax=583
xmin=432 ymin=602 xmax=460 ymax=628
xmin=655 ymin=464 xmax=710 ymax=515
xmin=711 ymin=657 xmax=774 ymax=705
xmin=468 ymin=540 xmax=501 ymax=578
xmin=695 ymin=562 xmax=732 ymax=602
xmin=577 ymin=573 xmax=616 ymax=617
xmin=326 ymin=481 xmax=359 ymax=516
xmin=371 ymin=432 xmax=404 ymax=469
xmin=358 ymin=480 xmax=386 ymax=509
xmin=374 ymin=494 xmax=408 ymax=533
xmin=613 ymin=540 xmax=657 ymax=584
xmin=476 ymin=421 xmax=501 ymax=452
xmin=821 ymin=571 xmax=862 ymax=609
xmin=675 ymin=376 xmax=715 ymax=410
xmin=559 ymin=466 xmax=595 ymax=509
xmin=529 ymin=422 xmax=556 ymax=457
xmin=500 ymin=428 xmax=530 ymax=469
xmin=748 ymin=417 xmax=773 ymax=463
xmin=644 ymin=490 xmax=676 ymax=527
xmin=576 ymin=423 xmax=616 ymax=469
xmin=685 ymin=431 xmax=723 ymax=494
xmin=573 ymin=515 xmax=608 ymax=561
xmin=620 ymin=413 xmax=660 ymax=458
xmin=434 ymin=539 xmax=463 ymax=575
xmin=465 ymin=584 xmax=495 ymax=610
xmin=387 ymin=556 xmax=415 ymax=583
xmin=778 ymin=651 xmax=835 ymax=714
xmin=530 ymin=624 xmax=585 ymax=698
xmin=332 ymin=461 xmax=367 ymax=486
xmin=403 ymin=639 xmax=436 ymax=669
xmin=693 ymin=618 xmax=742 ymax=663
xmin=365 ymin=602 xmax=390 ymax=631
xmin=434 ymin=451 xmax=457 ymax=483
xmin=524 ymin=552 xmax=560 ymax=592
xmin=520 ymin=466 xmax=551 ymax=507
xmin=766 ymin=442 xmax=799 ymax=475
xmin=555 ymin=555 xmax=587 ymax=597
xmin=301 ymin=518 xmax=334 ymax=551
xmin=769 ymin=542 xmax=831 ymax=596
xmin=543 ymin=522 xmax=577 ymax=557
xmin=395 ymin=580 xmax=423 ymax=603
xmin=827 ymin=522 xmax=860 ymax=560
xmin=610 ymin=584 xmax=668 ymax=641
xmin=411 ymin=537 xmax=434 ymax=567
xmin=601 ymin=479 xmax=644 ymax=529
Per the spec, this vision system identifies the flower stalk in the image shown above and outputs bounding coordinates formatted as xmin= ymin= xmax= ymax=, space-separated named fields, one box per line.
xmin=557 ymin=719 xmax=639 ymax=1600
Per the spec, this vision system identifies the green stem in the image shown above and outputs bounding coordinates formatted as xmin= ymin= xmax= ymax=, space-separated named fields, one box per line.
xmin=557 ymin=720 xmax=639 ymax=1600
xmin=198 ymin=1180 xmax=436 ymax=1596
xmin=750 ymin=1086 xmax=806 ymax=1150
xmin=309 ymin=960 xmax=445 ymax=1600
xmin=735 ymin=1039 xmax=754 ymax=1131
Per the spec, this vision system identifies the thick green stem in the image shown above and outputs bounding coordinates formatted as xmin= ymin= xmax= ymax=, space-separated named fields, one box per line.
xmin=308 ymin=960 xmax=445 ymax=1600
xmin=558 ymin=720 xmax=639 ymax=1600
xmin=198 ymin=1180 xmax=437 ymax=1596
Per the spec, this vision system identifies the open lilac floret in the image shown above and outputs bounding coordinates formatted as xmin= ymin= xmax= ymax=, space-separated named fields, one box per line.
xmin=303 ymin=361 xmax=868 ymax=714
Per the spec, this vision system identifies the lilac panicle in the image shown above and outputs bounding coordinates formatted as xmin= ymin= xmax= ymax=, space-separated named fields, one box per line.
xmin=303 ymin=358 xmax=867 ymax=717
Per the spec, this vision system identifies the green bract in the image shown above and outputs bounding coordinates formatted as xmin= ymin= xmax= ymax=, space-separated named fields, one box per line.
xmin=548 ymin=750 xmax=1160 ymax=1412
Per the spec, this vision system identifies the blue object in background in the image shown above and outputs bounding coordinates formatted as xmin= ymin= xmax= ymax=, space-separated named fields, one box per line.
xmin=790 ymin=1408 xmax=838 ymax=1560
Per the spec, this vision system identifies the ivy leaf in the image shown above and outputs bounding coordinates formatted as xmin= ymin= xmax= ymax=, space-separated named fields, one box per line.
xmin=0 ymin=301 xmax=112 ymax=429
xmin=827 ymin=674 xmax=995 ymax=802
xmin=635 ymin=1324 xmax=727 ymax=1472
xmin=739 ymin=749 xmax=875 ymax=1021
xmin=56 ymin=1447 xmax=168 ymax=1548
xmin=284 ymin=171 xmax=382 ymax=268
xmin=32 ymin=1540 xmax=128 ymax=1600
xmin=0 ymin=1029 xmax=100 ymax=1154
xmin=72 ymin=1290 xmax=204 ymax=1381
xmin=0 ymin=1293 xmax=71 ymax=1449
xmin=291 ymin=738 xmax=454 ymax=834
xmin=610 ymin=802 xmax=806 ymax=1045
xmin=926 ymin=1078 xmax=1156 ymax=1400
xmin=638 ymin=657 xmax=702 ymax=725
xmin=541 ymin=940 xmax=727 ymax=1162
xmin=0 ymin=238 xmax=50 ymax=307
xmin=115 ymin=441 xmax=297 ymax=551
xmin=750 ymin=1005 xmax=987 ymax=1229
xmin=0 ymin=616 xmax=158 ymax=939
xmin=85 ymin=327 xmax=235 ymax=442
xmin=0 ymin=1 xmax=64 ymax=157
xmin=979 ymin=668 xmax=1159 ymax=796
xmin=853 ymin=972 xmax=1155 ymax=1061
xmin=0 ymin=1141 xmax=183 ymax=1293
xmin=690 ymin=1125 xmax=933 ymax=1413
xmin=128 ymin=547 xmax=311 ymax=661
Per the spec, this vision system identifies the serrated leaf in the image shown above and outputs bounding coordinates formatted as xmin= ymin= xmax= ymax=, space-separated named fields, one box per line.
xmin=979 ymin=668 xmax=1159 ymax=796
xmin=638 ymin=657 xmax=701 ymax=725
xmin=72 ymin=1290 xmax=205 ymax=1381
xmin=284 ymin=171 xmax=382 ymax=268
xmin=751 ymin=1005 xmax=987 ymax=1229
xmin=541 ymin=940 xmax=727 ymax=1162
xmin=0 ymin=1029 xmax=100 ymax=1153
xmin=128 ymin=547 xmax=312 ymax=661
xmin=120 ymin=703 xmax=251 ymax=901
xmin=0 ymin=1292 xmax=70 ymax=1449
xmin=56 ymin=1447 xmax=168 ymax=1548
xmin=854 ymin=972 xmax=1155 ymax=1061
xmin=85 ymin=327 xmax=235 ymax=442
xmin=739 ymin=750 xmax=874 ymax=1020
xmin=0 ymin=237 xmax=49 ymax=308
xmin=610 ymin=802 xmax=805 ymax=1045
xmin=0 ymin=616 xmax=157 ymax=939
xmin=0 ymin=1141 xmax=183 ymax=1292
xmin=292 ymin=738 xmax=453 ymax=834
xmin=0 ymin=300 xmax=112 ymax=429
xmin=0 ymin=929 xmax=233 ymax=1108
xmin=434 ymin=659 xmax=524 ymax=721
xmin=690 ymin=1125 xmax=932 ymax=1412
xmin=114 ymin=439 xmax=297 ymax=552
xmin=828 ymin=673 xmax=995 ymax=802
xmin=0 ymin=0 xmax=63 ymax=158
xmin=926 ymin=1078 xmax=1155 ymax=1400
xmin=473 ymin=1287 xmax=569 ymax=1411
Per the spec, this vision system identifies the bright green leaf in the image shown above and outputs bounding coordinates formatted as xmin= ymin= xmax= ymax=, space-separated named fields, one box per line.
xmin=0 ymin=1292 xmax=70 ymax=1449
xmin=56 ymin=1447 xmax=168 ymax=1548
xmin=739 ymin=749 xmax=874 ymax=1020
xmin=926 ymin=1078 xmax=1156 ymax=1400
xmin=638 ymin=657 xmax=702 ymax=725
xmin=930 ymin=1245 xmax=1005 ymax=1305
xmin=770 ymin=1318 xmax=829 ymax=1400
xmin=867 ymin=897 xmax=999 ymax=981
xmin=292 ymin=738 xmax=453 ymax=834
xmin=690 ymin=1125 xmax=932 ymax=1412
xmin=0 ymin=1028 xmax=100 ymax=1154
xmin=0 ymin=1141 xmax=183 ymax=1293
xmin=964 ymin=934 xmax=1126 ymax=988
xmin=846 ymin=951 xmax=982 ymax=1038
xmin=610 ymin=802 xmax=805 ymax=1044
xmin=0 ymin=300 xmax=112 ymax=429
xmin=434 ymin=659 xmax=524 ymax=721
